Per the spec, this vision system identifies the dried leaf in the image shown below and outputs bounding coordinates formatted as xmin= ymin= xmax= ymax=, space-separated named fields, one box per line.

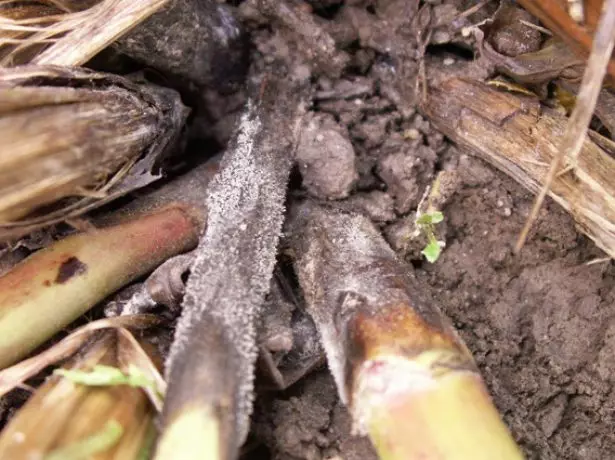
xmin=0 ymin=315 xmax=161 ymax=398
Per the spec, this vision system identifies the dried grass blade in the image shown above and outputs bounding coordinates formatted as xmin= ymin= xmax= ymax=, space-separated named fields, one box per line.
xmin=0 ymin=315 xmax=160 ymax=397
xmin=0 ymin=0 xmax=170 ymax=66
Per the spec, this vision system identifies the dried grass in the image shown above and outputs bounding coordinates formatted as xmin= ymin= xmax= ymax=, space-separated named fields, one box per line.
xmin=0 ymin=0 xmax=169 ymax=67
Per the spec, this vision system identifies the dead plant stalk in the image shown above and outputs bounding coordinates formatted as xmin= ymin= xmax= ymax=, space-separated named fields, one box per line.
xmin=423 ymin=77 xmax=615 ymax=260
xmin=155 ymin=72 xmax=308 ymax=460
xmin=515 ymin=0 xmax=615 ymax=251
xmin=0 ymin=65 xmax=188 ymax=241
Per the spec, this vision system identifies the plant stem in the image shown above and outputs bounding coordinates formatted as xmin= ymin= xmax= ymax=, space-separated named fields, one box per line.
xmin=158 ymin=70 xmax=308 ymax=459
xmin=0 ymin=205 xmax=200 ymax=369
xmin=288 ymin=202 xmax=523 ymax=460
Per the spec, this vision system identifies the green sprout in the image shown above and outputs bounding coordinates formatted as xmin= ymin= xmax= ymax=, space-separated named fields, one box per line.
xmin=416 ymin=211 xmax=445 ymax=263
xmin=55 ymin=364 xmax=158 ymax=395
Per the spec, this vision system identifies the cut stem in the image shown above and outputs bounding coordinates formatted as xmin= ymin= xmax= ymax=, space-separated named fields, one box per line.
xmin=288 ymin=202 xmax=523 ymax=460
xmin=0 ymin=65 xmax=188 ymax=240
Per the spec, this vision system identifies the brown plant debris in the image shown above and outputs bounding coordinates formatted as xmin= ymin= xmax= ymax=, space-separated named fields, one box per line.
xmin=423 ymin=77 xmax=615 ymax=259
xmin=517 ymin=0 xmax=615 ymax=80
xmin=515 ymin=0 xmax=615 ymax=251
xmin=0 ymin=0 xmax=169 ymax=67
xmin=0 ymin=327 xmax=161 ymax=459
xmin=0 ymin=314 xmax=161 ymax=398
xmin=0 ymin=65 xmax=188 ymax=241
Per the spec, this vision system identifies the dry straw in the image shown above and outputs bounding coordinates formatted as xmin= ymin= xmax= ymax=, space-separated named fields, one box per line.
xmin=0 ymin=0 xmax=169 ymax=67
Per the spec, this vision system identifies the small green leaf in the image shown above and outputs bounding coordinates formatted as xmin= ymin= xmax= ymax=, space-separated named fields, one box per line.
xmin=428 ymin=211 xmax=444 ymax=224
xmin=422 ymin=240 xmax=442 ymax=263
xmin=55 ymin=365 xmax=125 ymax=386
xmin=45 ymin=419 xmax=123 ymax=460
xmin=55 ymin=364 xmax=156 ymax=393
xmin=416 ymin=214 xmax=433 ymax=226
xmin=416 ymin=211 xmax=444 ymax=226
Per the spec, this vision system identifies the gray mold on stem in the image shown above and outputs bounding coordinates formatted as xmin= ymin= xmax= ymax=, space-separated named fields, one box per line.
xmin=162 ymin=72 xmax=309 ymax=457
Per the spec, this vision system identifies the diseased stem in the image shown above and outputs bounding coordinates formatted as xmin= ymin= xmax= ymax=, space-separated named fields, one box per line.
xmin=157 ymin=72 xmax=308 ymax=459
xmin=0 ymin=205 xmax=201 ymax=369
xmin=288 ymin=202 xmax=523 ymax=460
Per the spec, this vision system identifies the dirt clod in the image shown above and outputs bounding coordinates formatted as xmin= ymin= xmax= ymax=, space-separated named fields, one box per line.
xmin=296 ymin=114 xmax=358 ymax=200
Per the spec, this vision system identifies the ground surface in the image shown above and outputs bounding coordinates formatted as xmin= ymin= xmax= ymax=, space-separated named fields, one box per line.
xmin=236 ymin=1 xmax=615 ymax=459
xmin=2 ymin=1 xmax=614 ymax=459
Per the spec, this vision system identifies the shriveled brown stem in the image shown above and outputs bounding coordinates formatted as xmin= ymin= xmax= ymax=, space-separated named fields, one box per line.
xmin=0 ymin=0 xmax=247 ymax=87
xmin=0 ymin=315 xmax=162 ymax=398
xmin=422 ymin=77 xmax=615 ymax=259
xmin=287 ymin=202 xmax=522 ymax=460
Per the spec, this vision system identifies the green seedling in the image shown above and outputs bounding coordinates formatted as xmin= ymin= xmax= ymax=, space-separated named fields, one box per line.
xmin=416 ymin=211 xmax=445 ymax=263
xmin=55 ymin=364 xmax=161 ymax=398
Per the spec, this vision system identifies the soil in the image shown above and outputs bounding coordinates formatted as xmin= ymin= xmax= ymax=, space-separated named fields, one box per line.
xmin=3 ymin=1 xmax=615 ymax=459
xmin=236 ymin=1 xmax=615 ymax=459
xmin=249 ymin=153 xmax=615 ymax=460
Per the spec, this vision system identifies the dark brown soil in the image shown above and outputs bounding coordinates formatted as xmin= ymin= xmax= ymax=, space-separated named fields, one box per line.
xmin=3 ymin=1 xmax=615 ymax=459
xmin=237 ymin=2 xmax=615 ymax=459
xmin=249 ymin=152 xmax=615 ymax=460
